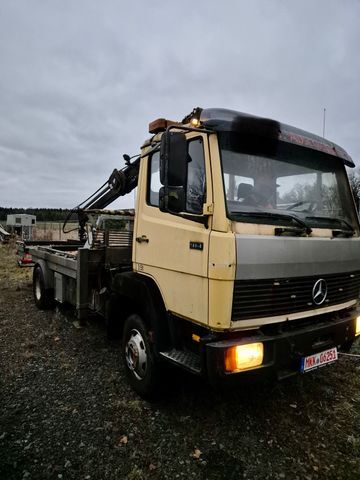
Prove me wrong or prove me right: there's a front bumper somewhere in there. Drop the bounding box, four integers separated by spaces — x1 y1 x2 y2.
205 308 358 387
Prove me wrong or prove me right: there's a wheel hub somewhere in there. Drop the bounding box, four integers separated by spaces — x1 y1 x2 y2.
125 329 148 380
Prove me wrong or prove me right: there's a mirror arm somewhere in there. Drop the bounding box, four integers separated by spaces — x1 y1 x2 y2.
166 210 210 228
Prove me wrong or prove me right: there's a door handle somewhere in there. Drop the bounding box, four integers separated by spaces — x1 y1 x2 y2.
136 235 149 244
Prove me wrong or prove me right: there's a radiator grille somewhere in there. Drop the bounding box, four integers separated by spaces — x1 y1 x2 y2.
232 271 360 321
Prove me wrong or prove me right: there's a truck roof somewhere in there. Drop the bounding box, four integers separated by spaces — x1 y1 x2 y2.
199 108 354 167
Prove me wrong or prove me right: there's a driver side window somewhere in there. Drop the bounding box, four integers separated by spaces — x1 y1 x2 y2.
186 138 206 214
147 137 206 214
148 151 161 207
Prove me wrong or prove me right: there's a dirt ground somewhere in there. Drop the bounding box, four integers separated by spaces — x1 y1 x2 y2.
1 243 360 480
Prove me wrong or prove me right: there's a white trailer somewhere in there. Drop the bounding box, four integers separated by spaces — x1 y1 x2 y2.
7 214 36 239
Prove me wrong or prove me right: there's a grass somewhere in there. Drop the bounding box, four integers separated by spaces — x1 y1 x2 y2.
0 241 31 287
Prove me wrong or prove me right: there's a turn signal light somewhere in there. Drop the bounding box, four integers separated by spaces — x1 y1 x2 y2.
224 343 264 373
356 316 360 336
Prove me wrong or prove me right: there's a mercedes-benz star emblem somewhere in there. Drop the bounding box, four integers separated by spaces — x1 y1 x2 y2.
312 279 328 305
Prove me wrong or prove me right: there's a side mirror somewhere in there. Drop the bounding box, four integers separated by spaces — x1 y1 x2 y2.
159 186 185 213
160 131 187 213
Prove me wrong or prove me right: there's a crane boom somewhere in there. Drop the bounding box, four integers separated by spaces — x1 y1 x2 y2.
76 156 140 241
82 159 140 211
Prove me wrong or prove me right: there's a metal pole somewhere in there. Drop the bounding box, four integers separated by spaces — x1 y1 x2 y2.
322 108 326 138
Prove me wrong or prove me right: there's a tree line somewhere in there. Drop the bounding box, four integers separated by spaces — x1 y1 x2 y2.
0 207 72 222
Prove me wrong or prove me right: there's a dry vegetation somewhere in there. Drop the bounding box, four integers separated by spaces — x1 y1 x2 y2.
33 222 78 241
1 243 360 480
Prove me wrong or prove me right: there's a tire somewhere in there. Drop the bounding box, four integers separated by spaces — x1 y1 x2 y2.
122 314 161 398
33 265 54 310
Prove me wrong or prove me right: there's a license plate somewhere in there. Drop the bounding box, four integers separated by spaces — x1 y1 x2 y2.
301 347 338 373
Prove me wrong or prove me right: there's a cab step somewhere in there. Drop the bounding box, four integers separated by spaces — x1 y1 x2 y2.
159 348 202 374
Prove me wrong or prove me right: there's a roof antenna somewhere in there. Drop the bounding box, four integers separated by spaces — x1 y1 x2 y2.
322 108 326 138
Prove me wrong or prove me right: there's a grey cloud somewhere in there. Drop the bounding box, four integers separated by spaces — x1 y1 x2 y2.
0 0 360 208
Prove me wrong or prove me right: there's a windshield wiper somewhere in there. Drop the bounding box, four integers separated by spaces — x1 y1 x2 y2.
231 211 312 235
306 216 355 237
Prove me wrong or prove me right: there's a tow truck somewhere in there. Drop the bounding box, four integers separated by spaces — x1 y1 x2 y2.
28 107 360 397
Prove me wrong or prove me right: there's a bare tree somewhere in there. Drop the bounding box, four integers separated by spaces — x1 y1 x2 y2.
348 168 360 212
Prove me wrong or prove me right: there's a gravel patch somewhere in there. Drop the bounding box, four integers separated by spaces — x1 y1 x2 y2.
1 244 360 479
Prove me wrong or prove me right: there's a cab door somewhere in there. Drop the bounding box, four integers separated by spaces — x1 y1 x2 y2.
133 132 212 325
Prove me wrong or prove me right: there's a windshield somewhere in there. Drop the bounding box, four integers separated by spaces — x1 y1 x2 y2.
219 132 359 233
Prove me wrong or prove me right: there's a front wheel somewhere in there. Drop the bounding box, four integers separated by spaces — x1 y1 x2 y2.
122 314 161 398
33 265 54 310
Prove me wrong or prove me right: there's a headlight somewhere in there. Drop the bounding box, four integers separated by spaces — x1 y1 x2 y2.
224 343 264 373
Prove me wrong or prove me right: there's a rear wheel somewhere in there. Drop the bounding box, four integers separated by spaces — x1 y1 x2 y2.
33 265 54 310
122 314 161 398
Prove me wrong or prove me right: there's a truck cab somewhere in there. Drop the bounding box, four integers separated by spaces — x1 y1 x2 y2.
129 108 360 390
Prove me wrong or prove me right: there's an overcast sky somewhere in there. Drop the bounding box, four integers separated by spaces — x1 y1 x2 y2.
1 0 360 209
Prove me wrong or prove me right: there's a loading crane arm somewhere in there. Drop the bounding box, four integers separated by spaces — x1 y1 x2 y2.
63 155 141 242
82 157 140 211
